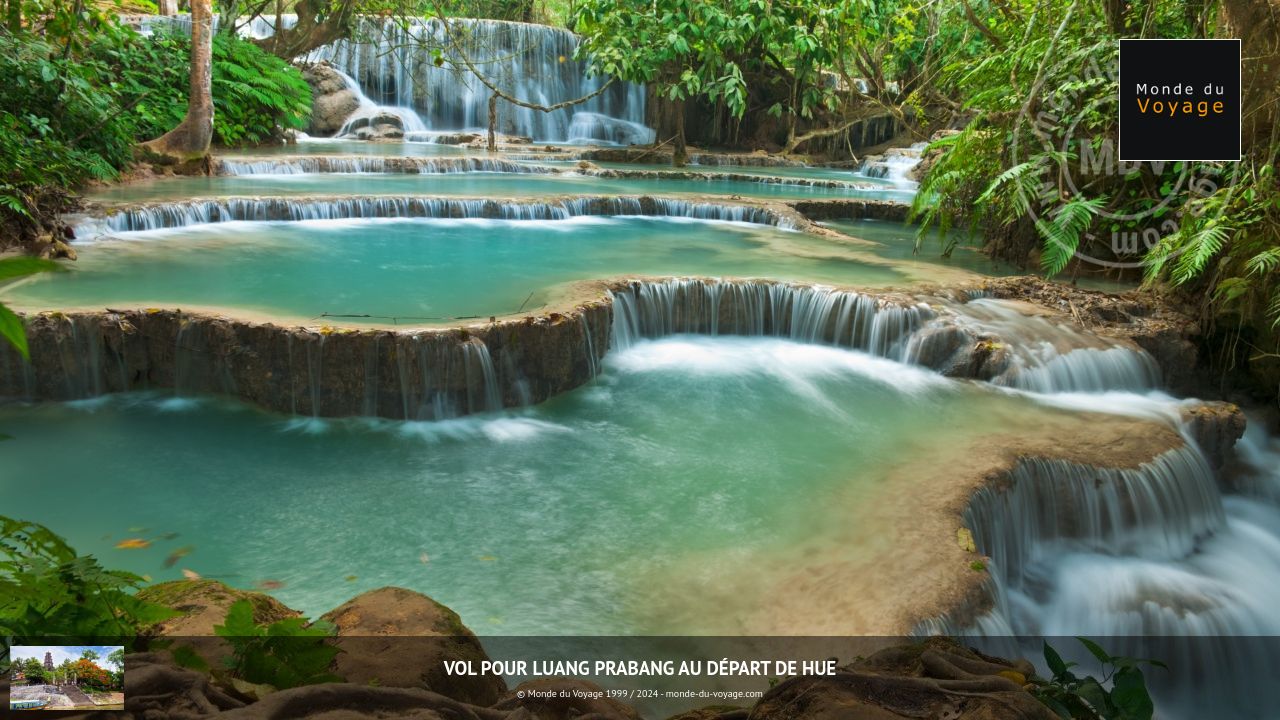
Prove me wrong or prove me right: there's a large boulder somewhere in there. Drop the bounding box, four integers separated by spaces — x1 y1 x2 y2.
139 579 301 637
344 112 406 140
137 579 301 671
319 587 506 706
301 62 360 136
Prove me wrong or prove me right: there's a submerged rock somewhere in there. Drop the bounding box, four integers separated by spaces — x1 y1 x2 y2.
320 587 507 706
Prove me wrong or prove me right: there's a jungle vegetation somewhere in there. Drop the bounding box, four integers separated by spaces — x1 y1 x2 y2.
0 0 1277 392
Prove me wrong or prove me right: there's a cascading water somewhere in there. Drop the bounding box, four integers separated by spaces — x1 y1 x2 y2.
854 142 928 191
953 297 1161 393
133 13 653 143
917 299 1280 720
329 66 429 138
82 196 796 235
214 156 558 176
608 279 932 361
953 438 1280 720
306 17 652 144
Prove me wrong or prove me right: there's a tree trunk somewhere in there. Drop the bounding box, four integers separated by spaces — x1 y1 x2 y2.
488 92 498 152
157 0 177 15
1219 0 1279 156
673 100 688 167
140 0 214 163
250 0 355 59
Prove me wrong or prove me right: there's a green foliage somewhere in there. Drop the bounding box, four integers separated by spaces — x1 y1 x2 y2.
0 516 178 638
911 0 1280 360
1030 638 1165 720
0 32 136 230
90 30 312 147
572 0 904 131
1 18 311 247
0 257 62 357
213 599 342 690
1145 160 1280 331
210 34 313 145
18 656 47 683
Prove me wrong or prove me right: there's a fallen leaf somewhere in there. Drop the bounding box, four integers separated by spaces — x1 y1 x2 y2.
256 579 285 590
229 677 277 701
419 552 430 564
344 575 358 582
116 538 151 549
182 568 202 580
164 545 195 568
997 670 1027 685
478 555 497 562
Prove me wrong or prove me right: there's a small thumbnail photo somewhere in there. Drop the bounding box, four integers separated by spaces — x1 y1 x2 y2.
8 646 124 711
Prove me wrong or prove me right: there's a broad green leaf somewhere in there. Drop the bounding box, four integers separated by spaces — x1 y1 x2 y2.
0 303 29 358
1112 667 1155 720
1076 636 1113 665
1043 641 1068 677
0 256 61 282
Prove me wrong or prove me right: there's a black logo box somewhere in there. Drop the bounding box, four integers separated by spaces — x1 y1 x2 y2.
1119 38 1241 162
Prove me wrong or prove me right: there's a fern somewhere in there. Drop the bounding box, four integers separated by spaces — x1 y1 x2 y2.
1246 247 1280 277
1037 196 1106 277
978 160 1040 217
1172 223 1233 285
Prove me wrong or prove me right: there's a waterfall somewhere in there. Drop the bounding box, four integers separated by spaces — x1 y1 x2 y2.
214 156 559 175
330 66 428 138
854 142 928 190
83 196 797 236
608 279 932 360
953 298 1161 393
305 17 652 144
461 338 502 414
996 346 1160 393
131 14 652 143
965 450 1225 593
957 440 1280 720
567 112 655 146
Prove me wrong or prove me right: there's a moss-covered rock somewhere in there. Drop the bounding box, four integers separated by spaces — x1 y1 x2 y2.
319 586 506 706
138 579 300 637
